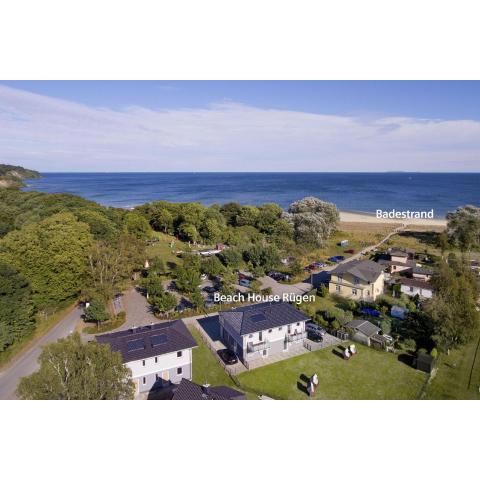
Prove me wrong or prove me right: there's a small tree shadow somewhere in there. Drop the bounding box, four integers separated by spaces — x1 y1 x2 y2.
297 381 309 396
332 347 345 359
398 353 415 368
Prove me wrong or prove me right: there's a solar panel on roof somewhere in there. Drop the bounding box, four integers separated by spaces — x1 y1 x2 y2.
126 339 145 352
151 334 168 347
250 313 266 323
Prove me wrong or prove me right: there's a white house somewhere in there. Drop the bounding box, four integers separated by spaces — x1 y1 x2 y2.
218 302 309 365
399 278 433 299
96 320 197 394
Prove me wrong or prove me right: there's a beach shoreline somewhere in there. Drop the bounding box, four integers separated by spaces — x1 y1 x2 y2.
339 210 447 227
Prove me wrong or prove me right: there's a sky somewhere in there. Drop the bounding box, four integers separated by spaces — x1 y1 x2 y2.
0 81 479 172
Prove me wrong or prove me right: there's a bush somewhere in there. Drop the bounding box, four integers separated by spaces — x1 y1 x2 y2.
261 287 273 296
400 338 416 352
430 347 438 359
317 284 329 297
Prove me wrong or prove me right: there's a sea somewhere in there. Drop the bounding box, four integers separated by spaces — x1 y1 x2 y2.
22 172 480 218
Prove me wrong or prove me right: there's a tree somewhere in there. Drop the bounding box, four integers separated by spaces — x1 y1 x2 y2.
16 333 135 400
285 196 339 247
189 289 204 310
220 268 237 296
236 205 259 227
256 203 283 234
220 202 242 226
0 262 36 351
179 223 199 243
446 205 480 251
0 213 93 308
151 208 174 233
140 274 164 298
200 218 222 244
175 266 201 294
423 261 479 352
436 231 450 257
85 234 145 300
243 242 280 272
219 247 243 268
149 291 177 315
84 297 110 326
123 212 151 240
201 255 225 277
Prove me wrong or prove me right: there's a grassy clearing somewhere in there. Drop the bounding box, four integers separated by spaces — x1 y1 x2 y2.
0 301 76 369
237 343 426 400
424 338 480 400
146 232 187 269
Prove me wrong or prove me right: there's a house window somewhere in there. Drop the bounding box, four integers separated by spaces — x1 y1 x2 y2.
155 357 158 363
338 275 343 280
352 288 357 295
142 360 145 366
142 377 146 385
296 322 300 326
353 277 359 284
177 351 182 357
268 329 272 333
409 287 414 292
278 327 282 331
336 285 341 292
177 367 183 375
249 334 253 338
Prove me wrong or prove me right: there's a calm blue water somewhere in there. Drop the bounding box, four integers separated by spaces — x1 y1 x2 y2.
23 172 480 217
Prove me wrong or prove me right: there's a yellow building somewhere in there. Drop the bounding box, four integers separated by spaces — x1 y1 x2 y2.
329 259 385 301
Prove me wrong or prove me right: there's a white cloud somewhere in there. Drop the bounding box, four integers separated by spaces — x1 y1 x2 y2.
0 84 479 171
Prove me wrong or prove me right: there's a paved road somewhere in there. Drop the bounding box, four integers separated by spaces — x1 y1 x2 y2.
0 306 83 400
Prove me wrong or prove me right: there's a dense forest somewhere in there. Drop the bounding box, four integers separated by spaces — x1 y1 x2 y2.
0 185 339 353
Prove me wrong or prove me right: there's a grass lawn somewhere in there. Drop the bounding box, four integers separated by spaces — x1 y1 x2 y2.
423 337 480 400
188 326 237 388
237 343 427 399
146 232 187 269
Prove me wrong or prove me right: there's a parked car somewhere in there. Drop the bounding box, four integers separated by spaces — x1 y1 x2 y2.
200 274 208 280
217 349 238 365
268 271 289 281
328 255 345 263
203 285 216 294
344 249 355 254
306 322 326 337
239 278 251 287
308 331 324 342
314 261 326 268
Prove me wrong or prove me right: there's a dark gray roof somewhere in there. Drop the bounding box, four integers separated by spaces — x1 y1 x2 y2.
219 302 309 336
399 278 433 290
331 259 384 283
345 319 381 337
171 379 245 400
377 259 415 268
412 266 434 275
96 320 197 363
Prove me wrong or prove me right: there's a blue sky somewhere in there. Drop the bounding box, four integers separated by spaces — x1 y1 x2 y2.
3 80 480 119
0 81 479 172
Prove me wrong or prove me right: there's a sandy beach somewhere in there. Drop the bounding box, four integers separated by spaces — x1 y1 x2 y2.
339 210 447 227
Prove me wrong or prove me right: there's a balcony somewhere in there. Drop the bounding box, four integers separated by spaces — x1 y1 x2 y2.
247 340 270 353
286 331 307 342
